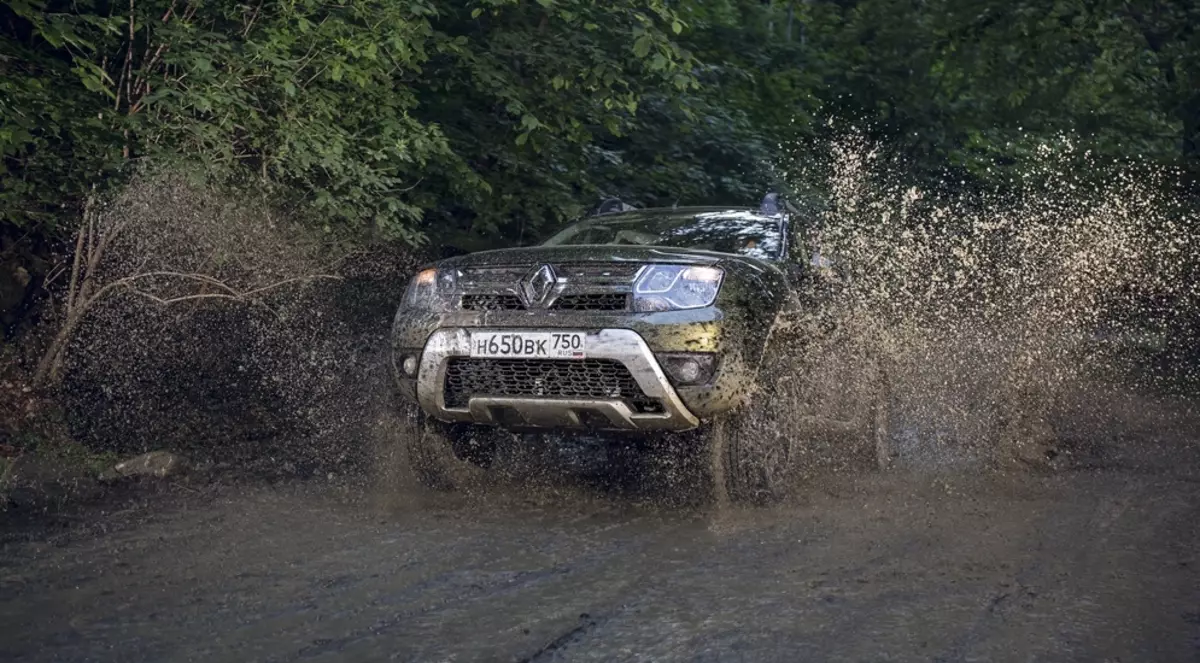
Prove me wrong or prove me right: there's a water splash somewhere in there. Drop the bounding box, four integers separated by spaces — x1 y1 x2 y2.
58 169 419 478
766 129 1199 470
53 141 1200 489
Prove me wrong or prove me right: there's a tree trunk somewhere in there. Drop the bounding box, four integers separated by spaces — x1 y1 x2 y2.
32 309 87 390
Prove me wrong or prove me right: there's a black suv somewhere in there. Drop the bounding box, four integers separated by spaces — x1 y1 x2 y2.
390 195 872 502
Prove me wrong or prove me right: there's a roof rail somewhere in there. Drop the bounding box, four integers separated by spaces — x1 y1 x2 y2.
594 197 637 216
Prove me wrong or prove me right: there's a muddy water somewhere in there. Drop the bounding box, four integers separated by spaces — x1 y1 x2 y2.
2 424 1198 662
767 134 1199 467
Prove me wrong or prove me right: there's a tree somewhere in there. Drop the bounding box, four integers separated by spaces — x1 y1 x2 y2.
1 0 696 249
413 0 698 249
797 0 1192 183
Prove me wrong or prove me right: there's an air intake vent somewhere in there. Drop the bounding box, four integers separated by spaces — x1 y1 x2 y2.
461 294 525 311
552 293 628 311
443 358 661 412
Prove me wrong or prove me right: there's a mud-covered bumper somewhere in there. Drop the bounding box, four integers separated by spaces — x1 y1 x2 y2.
392 304 766 423
405 328 701 431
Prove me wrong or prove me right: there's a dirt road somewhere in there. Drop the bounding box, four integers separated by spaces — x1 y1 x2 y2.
2 431 1199 662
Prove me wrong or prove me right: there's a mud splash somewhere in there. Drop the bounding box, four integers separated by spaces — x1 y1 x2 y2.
49 140 1199 498
765 131 1199 471
56 169 419 477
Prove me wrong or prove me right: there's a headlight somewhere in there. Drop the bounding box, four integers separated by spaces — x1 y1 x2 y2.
402 267 458 311
632 265 724 312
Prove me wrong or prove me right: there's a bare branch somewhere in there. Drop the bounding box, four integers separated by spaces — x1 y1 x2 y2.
124 289 286 321
80 271 338 320
85 197 98 264
64 201 91 315
132 42 170 110
125 290 241 305
43 262 70 290
380 178 424 194
242 0 264 38
114 0 136 112
110 270 242 295
132 0 180 96
76 214 131 305
238 274 342 298
126 0 136 109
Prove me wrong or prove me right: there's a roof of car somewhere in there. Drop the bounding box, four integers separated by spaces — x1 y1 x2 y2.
588 205 770 220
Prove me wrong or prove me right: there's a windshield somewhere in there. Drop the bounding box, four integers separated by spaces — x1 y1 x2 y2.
542 211 785 261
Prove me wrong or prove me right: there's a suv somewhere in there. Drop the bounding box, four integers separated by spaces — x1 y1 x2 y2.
389 195 863 502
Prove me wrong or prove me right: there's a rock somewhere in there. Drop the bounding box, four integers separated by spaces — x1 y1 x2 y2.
97 467 124 483
9 452 89 485
111 451 189 479
4 452 102 509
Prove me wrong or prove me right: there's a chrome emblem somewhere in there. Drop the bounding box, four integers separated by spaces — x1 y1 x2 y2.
522 264 557 308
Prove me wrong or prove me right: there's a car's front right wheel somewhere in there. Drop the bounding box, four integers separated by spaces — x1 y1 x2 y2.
697 410 798 505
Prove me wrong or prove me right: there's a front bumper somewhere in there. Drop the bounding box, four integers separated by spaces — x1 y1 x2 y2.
413 328 701 432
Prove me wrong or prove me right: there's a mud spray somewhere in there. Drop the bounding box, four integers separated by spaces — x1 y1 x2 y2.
57 169 419 481
755 130 1199 477
54 135 1199 501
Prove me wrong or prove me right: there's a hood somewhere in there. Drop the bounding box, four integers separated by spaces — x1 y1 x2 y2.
429 245 740 270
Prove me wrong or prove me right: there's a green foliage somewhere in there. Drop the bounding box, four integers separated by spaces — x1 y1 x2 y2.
800 0 1195 183
408 0 698 250
1 0 692 245
3 0 446 239
1 0 1196 250
1 3 125 230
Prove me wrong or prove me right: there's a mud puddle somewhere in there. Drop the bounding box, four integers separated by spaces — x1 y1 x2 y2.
1 422 1198 662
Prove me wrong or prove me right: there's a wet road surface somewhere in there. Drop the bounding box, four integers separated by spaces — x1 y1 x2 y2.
2 436 1199 663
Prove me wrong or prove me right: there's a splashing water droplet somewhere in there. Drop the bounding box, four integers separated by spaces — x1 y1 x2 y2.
767 128 1198 469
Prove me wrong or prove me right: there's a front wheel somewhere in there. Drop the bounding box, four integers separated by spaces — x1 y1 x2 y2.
401 407 491 492
701 412 797 505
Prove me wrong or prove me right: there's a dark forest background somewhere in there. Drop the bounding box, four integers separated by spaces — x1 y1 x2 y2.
4 0 1197 256
1 0 1198 490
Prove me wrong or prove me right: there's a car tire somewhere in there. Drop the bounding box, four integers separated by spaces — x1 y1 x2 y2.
697 311 807 505
401 406 488 492
702 409 795 505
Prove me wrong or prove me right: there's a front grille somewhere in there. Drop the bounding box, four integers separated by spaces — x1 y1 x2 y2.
458 266 530 288
456 263 642 314
553 293 628 311
555 263 643 285
461 294 524 311
443 358 661 412
459 293 627 312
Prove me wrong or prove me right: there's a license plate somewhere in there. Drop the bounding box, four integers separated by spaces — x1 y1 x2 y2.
470 332 586 359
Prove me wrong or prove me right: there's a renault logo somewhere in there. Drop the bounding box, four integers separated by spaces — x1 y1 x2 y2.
522 264 557 308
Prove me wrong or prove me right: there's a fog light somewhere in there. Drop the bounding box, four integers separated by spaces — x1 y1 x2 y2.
402 355 419 376
658 353 717 386
676 358 702 383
